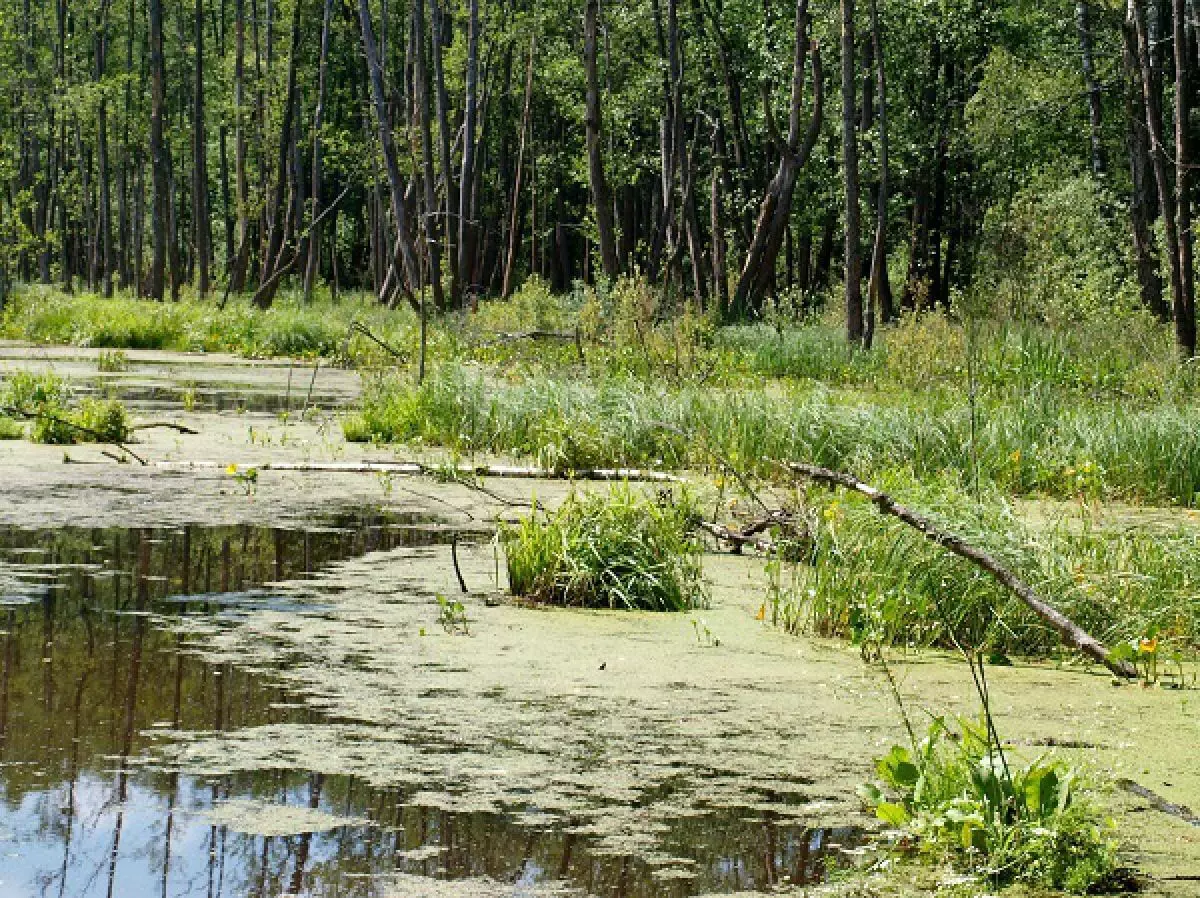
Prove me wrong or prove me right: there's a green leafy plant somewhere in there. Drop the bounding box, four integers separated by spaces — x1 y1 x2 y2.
436 593 470 635
860 717 1119 893
96 349 131 372
499 486 706 611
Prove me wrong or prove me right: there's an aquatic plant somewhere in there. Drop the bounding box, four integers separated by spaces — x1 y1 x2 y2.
96 349 131 372
499 487 706 611
860 717 1120 893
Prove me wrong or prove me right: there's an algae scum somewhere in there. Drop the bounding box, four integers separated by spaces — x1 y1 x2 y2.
0 512 856 897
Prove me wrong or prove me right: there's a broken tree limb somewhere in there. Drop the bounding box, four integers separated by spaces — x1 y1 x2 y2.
785 461 1139 680
152 460 685 482
696 520 777 554
131 421 200 434
1 404 148 465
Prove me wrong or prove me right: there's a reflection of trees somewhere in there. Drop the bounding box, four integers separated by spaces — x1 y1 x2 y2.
0 516 853 897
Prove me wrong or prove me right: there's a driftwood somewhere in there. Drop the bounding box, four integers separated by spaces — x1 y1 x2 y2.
697 520 778 554
786 462 1139 680
131 421 200 435
153 460 684 482
698 510 811 556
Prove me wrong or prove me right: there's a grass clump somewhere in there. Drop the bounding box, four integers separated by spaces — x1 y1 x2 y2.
0 370 132 444
861 717 1120 893
499 487 706 611
96 349 131 372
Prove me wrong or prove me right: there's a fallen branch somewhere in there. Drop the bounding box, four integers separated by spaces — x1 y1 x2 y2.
131 421 200 435
1 404 147 465
152 460 684 482
348 321 407 360
785 461 1138 680
696 520 778 554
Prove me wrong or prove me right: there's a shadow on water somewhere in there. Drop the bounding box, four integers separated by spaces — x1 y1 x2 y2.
0 513 859 897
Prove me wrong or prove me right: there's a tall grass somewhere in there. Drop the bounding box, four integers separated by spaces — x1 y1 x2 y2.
499 487 706 611
347 366 1200 505
771 471 1200 659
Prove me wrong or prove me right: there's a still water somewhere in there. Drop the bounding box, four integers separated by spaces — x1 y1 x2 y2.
0 514 855 897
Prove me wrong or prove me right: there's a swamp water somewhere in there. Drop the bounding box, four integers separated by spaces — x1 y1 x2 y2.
0 513 857 897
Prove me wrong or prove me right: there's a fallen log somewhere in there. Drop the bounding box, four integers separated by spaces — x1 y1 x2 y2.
785 461 1139 680
152 459 684 482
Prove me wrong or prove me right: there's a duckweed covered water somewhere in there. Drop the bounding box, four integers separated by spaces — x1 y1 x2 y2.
0 514 859 897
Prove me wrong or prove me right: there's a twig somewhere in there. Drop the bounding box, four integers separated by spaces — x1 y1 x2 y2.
303 360 320 411
784 461 1138 679
130 421 200 435
348 321 407 359
451 533 469 594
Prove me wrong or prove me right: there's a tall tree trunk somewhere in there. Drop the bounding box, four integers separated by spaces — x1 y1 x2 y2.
502 35 536 299
1077 2 1107 176
229 0 251 293
730 0 824 319
866 0 893 337
1131 0 1192 355
432 0 455 285
305 0 335 302
413 0 445 308
585 0 620 280
194 0 212 297
1172 0 1197 355
147 0 169 299
457 0 481 305
1121 10 1167 319
842 0 864 344
358 0 420 306
96 0 115 297
252 0 301 308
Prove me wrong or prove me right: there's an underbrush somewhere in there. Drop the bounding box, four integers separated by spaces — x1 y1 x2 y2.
0 371 131 444
498 487 706 611
4 281 1191 402
347 367 1200 506
861 717 1120 893
768 470 1200 662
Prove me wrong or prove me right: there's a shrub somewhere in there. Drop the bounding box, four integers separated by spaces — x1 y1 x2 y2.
74 398 131 443
499 487 706 611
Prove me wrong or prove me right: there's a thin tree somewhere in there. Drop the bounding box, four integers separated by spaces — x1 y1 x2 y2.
584 0 619 280
842 0 864 344
729 0 823 319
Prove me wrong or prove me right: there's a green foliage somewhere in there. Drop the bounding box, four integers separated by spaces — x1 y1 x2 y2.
498 487 706 611
860 718 1119 892
96 349 131 372
0 370 131 444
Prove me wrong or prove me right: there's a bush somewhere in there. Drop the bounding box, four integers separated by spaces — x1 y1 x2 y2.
861 717 1120 893
499 487 706 611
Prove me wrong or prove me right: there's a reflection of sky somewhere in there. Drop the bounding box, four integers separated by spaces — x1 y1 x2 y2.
0 772 375 898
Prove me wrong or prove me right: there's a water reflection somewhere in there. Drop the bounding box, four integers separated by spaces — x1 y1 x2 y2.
0 518 856 897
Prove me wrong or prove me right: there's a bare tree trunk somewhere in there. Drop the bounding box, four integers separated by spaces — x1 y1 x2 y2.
1131 0 1196 356
1173 0 1197 356
1077 2 1107 176
432 0 455 284
251 0 301 308
1122 10 1167 319
866 0 893 337
730 0 823 319
502 35 536 299
194 0 213 297
147 0 169 299
358 0 420 306
843 0 864 344
229 0 251 294
304 0 335 302
585 0 620 281
96 0 115 297
413 0 445 309
457 0 481 305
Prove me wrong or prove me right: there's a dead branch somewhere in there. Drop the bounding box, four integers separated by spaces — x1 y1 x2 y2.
1 404 147 465
131 421 200 435
152 460 684 482
697 520 778 554
785 461 1139 680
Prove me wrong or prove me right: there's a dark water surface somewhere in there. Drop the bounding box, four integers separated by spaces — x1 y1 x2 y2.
0 514 855 897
